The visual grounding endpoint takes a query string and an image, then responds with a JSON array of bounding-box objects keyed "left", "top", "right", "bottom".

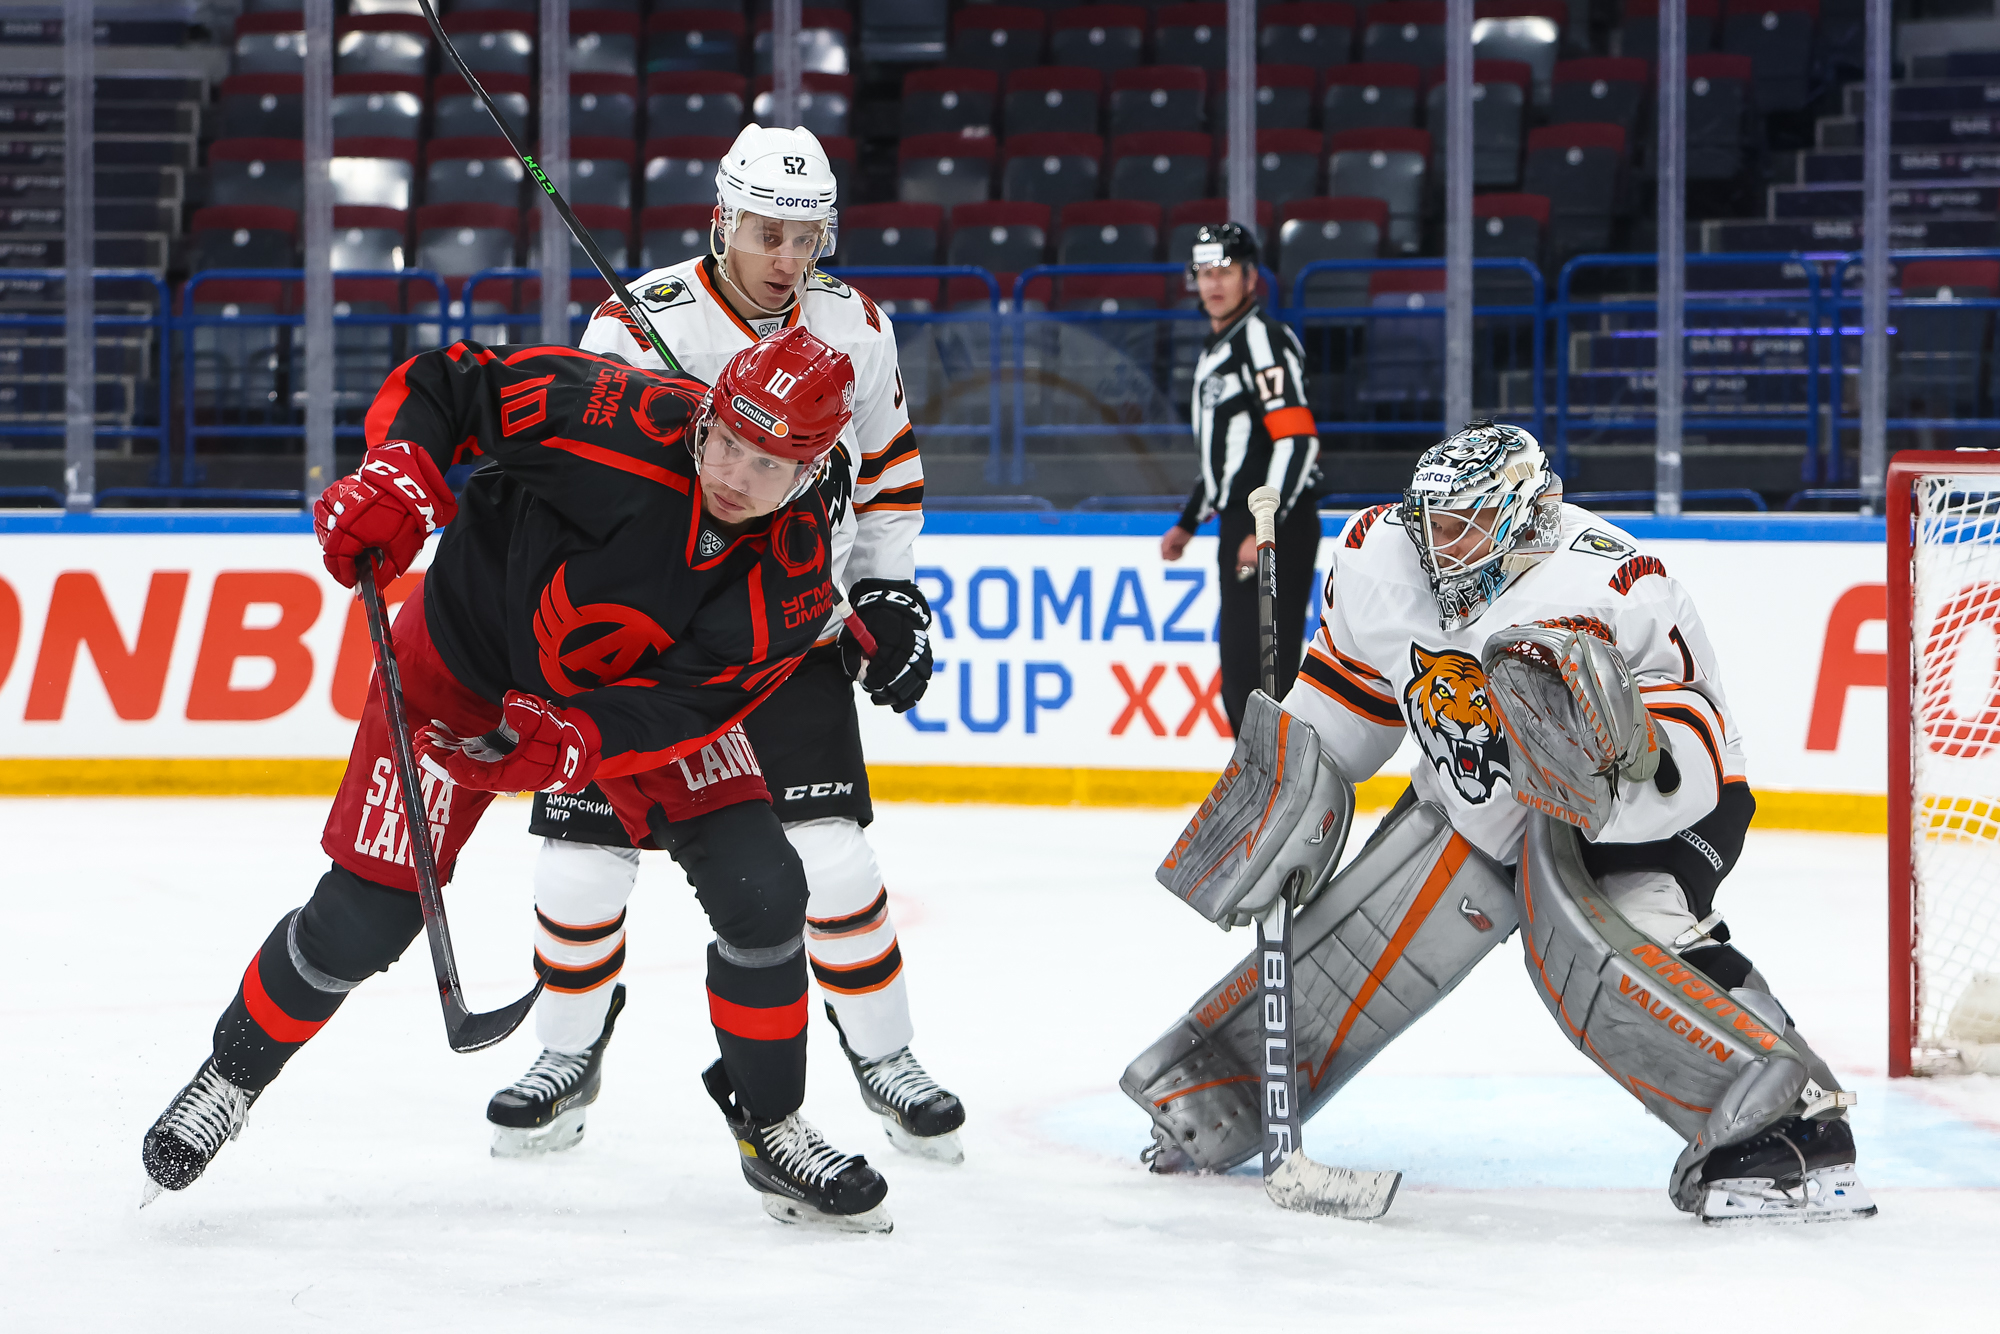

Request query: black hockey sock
[
  {"left": 1682, "top": 942, "right": 1756, "bottom": 991},
  {"left": 705, "top": 942, "right": 808, "bottom": 1122},
  {"left": 212, "top": 866, "right": 423, "bottom": 1092}
]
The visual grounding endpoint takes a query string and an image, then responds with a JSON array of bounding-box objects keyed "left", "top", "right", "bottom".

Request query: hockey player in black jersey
[
  {"left": 140, "top": 327, "right": 897, "bottom": 1231},
  {"left": 1159, "top": 222, "right": 1323, "bottom": 732}
]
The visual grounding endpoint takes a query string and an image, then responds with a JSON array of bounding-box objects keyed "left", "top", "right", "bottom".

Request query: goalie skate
[
  {"left": 703, "top": 1060, "right": 892, "bottom": 1234},
  {"left": 1699, "top": 1166, "right": 1877, "bottom": 1226},
  {"left": 140, "top": 1058, "right": 259, "bottom": 1206},
  {"left": 486, "top": 984, "right": 625, "bottom": 1158}
]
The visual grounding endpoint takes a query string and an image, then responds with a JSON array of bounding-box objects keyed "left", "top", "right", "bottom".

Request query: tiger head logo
[{"left": 1404, "top": 644, "right": 1510, "bottom": 804}]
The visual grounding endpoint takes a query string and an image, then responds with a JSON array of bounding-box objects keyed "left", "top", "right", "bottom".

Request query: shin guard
[
  {"left": 706, "top": 941, "right": 809, "bottom": 1121},
  {"left": 1123, "top": 799, "right": 1517, "bottom": 1173},
  {"left": 530, "top": 839, "right": 641, "bottom": 1053},
  {"left": 793, "top": 818, "right": 913, "bottom": 1061}
]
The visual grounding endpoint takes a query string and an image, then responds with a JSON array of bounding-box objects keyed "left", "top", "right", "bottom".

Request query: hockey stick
[
  {"left": 1245, "top": 486, "right": 1400, "bottom": 1219},
  {"left": 414, "top": 0, "right": 685, "bottom": 375},
  {"left": 357, "top": 550, "right": 546, "bottom": 1053}
]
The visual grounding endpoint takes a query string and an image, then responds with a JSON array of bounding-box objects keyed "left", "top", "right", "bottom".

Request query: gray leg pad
[{"left": 1122, "top": 799, "right": 1518, "bottom": 1173}]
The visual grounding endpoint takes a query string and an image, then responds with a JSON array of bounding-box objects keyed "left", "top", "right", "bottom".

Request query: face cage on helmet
[
  {"left": 690, "top": 392, "right": 831, "bottom": 509},
  {"left": 709, "top": 205, "right": 838, "bottom": 317},
  {"left": 1401, "top": 490, "right": 1547, "bottom": 631}
]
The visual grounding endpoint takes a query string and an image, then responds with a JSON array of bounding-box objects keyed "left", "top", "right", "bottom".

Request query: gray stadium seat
[
  {"left": 753, "top": 73, "right": 854, "bottom": 139},
  {"left": 755, "top": 8, "right": 853, "bottom": 77},
  {"left": 1058, "top": 199, "right": 1162, "bottom": 264},
  {"left": 335, "top": 16, "right": 431, "bottom": 78},
  {"left": 640, "top": 204, "right": 714, "bottom": 270},
  {"left": 1425, "top": 60, "right": 1530, "bottom": 188},
  {"left": 645, "top": 72, "right": 745, "bottom": 140},
  {"left": 1279, "top": 196, "right": 1386, "bottom": 310},
  {"left": 947, "top": 201, "right": 1050, "bottom": 281},
  {"left": 1327, "top": 127, "right": 1430, "bottom": 254},
  {"left": 189, "top": 205, "right": 297, "bottom": 272},
  {"left": 1323, "top": 62, "right": 1421, "bottom": 133},
  {"left": 434, "top": 72, "right": 531, "bottom": 141},
  {"left": 570, "top": 10, "right": 640, "bottom": 77},
  {"left": 862, "top": 0, "right": 951, "bottom": 65},
  {"left": 642, "top": 135, "right": 733, "bottom": 208},
  {"left": 951, "top": 7, "right": 1048, "bottom": 76},
  {"left": 569, "top": 137, "right": 635, "bottom": 210},
  {"left": 1214, "top": 64, "right": 1317, "bottom": 133},
  {"left": 1687, "top": 54, "right": 1756, "bottom": 182},
  {"left": 1471, "top": 192, "right": 1548, "bottom": 302},
  {"left": 571, "top": 73, "right": 640, "bottom": 139},
  {"left": 1472, "top": 1, "right": 1565, "bottom": 105},
  {"left": 1259, "top": 4, "right": 1356, "bottom": 71},
  {"left": 331, "top": 137, "right": 418, "bottom": 210},
  {"left": 426, "top": 136, "right": 528, "bottom": 208},
  {"left": 530, "top": 204, "right": 632, "bottom": 272},
  {"left": 1362, "top": 267, "right": 1445, "bottom": 404},
  {"left": 1051, "top": 6, "right": 1148, "bottom": 77},
  {"left": 1003, "top": 131, "right": 1104, "bottom": 211},
  {"left": 442, "top": 12, "right": 535, "bottom": 77},
  {"left": 1520, "top": 122, "right": 1625, "bottom": 262},
  {"left": 330, "top": 206, "right": 408, "bottom": 273},
  {"left": 1549, "top": 58, "right": 1648, "bottom": 141},
  {"left": 330, "top": 75, "right": 424, "bottom": 140},
  {"left": 1108, "top": 131, "right": 1212, "bottom": 210},
  {"left": 233, "top": 14, "right": 306, "bottom": 76},
  {"left": 209, "top": 138, "right": 305, "bottom": 210},
  {"left": 1363, "top": 3, "right": 1446, "bottom": 72},
  {"left": 902, "top": 67, "right": 998, "bottom": 138},
  {"left": 1721, "top": 0, "right": 1818, "bottom": 112},
  {"left": 1895, "top": 258, "right": 1999, "bottom": 419},
  {"left": 1005, "top": 66, "right": 1103, "bottom": 137},
  {"left": 415, "top": 203, "right": 521, "bottom": 280},
  {"left": 1619, "top": 0, "right": 1717, "bottom": 62},
  {"left": 1156, "top": 4, "right": 1229, "bottom": 71},
  {"left": 838, "top": 202, "right": 946, "bottom": 266},
  {"left": 219, "top": 74, "right": 302, "bottom": 140},
  {"left": 1241, "top": 128, "right": 1324, "bottom": 204},
  {"left": 898, "top": 131, "right": 997, "bottom": 209},
  {"left": 1110, "top": 65, "right": 1207, "bottom": 137},
  {"left": 646, "top": 10, "right": 746, "bottom": 76}
]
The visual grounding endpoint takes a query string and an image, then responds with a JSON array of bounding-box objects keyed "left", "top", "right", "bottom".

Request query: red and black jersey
[{"left": 365, "top": 340, "right": 835, "bottom": 777}]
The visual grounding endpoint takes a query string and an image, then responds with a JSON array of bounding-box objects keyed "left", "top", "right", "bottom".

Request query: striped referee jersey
[{"left": 1177, "top": 304, "right": 1320, "bottom": 531}]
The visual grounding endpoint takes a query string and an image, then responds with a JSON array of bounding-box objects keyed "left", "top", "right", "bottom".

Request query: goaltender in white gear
[
  {"left": 502, "top": 124, "right": 952, "bottom": 1159},
  {"left": 1131, "top": 422, "right": 1875, "bottom": 1225}
]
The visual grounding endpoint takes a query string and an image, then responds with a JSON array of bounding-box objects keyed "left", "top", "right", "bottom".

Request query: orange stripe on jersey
[
  {"left": 1647, "top": 702, "right": 1724, "bottom": 789},
  {"left": 540, "top": 436, "right": 689, "bottom": 491},
  {"left": 1298, "top": 651, "right": 1403, "bottom": 726},
  {"left": 1264, "top": 405, "right": 1316, "bottom": 440}
]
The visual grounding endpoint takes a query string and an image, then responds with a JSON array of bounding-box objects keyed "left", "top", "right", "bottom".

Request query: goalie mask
[
  {"left": 691, "top": 325, "right": 855, "bottom": 507},
  {"left": 1401, "top": 421, "right": 1563, "bottom": 631},
  {"left": 711, "top": 124, "right": 839, "bottom": 317}
]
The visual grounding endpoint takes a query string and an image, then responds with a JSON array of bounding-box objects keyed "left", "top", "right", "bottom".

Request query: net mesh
[{"left": 1909, "top": 472, "right": 2000, "bottom": 1072}]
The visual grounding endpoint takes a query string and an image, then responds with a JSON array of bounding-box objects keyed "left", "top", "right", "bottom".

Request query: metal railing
[{"left": 8, "top": 251, "right": 2000, "bottom": 509}]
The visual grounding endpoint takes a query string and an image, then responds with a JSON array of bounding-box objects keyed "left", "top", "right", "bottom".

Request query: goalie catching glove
[
  {"left": 312, "top": 441, "right": 457, "bottom": 589},
  {"left": 1481, "top": 619, "right": 1662, "bottom": 839},
  {"left": 839, "top": 578, "right": 934, "bottom": 713},
  {"left": 419, "top": 692, "right": 601, "bottom": 794}
]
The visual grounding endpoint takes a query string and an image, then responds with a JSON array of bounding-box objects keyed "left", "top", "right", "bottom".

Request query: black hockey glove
[{"left": 839, "top": 578, "right": 933, "bottom": 713}]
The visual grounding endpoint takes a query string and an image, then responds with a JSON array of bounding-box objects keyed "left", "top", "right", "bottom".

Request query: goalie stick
[
  {"left": 358, "top": 550, "right": 546, "bottom": 1052},
  {"left": 1245, "top": 486, "right": 1401, "bottom": 1219},
  {"left": 406, "top": 3, "right": 881, "bottom": 663}
]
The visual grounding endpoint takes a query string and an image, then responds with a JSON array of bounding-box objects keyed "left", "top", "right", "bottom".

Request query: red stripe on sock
[
  {"left": 241, "top": 949, "right": 329, "bottom": 1045},
  {"left": 706, "top": 988, "right": 808, "bottom": 1041}
]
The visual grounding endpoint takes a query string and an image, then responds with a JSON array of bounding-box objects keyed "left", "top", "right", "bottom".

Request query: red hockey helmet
[{"left": 705, "top": 325, "right": 856, "bottom": 463}]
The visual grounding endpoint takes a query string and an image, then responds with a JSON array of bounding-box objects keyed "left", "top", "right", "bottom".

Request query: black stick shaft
[
  {"left": 415, "top": 0, "right": 684, "bottom": 374},
  {"left": 356, "top": 553, "right": 463, "bottom": 1010}
]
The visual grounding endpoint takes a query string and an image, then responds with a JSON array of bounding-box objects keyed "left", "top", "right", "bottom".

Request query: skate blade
[
  {"left": 760, "top": 1194, "right": 894, "bottom": 1234},
  {"left": 1699, "top": 1168, "right": 1878, "bottom": 1227},
  {"left": 1265, "top": 1154, "right": 1401, "bottom": 1221},
  {"left": 881, "top": 1116, "right": 964, "bottom": 1165},
  {"left": 139, "top": 1176, "right": 164, "bottom": 1209},
  {"left": 489, "top": 1106, "right": 587, "bottom": 1159}
]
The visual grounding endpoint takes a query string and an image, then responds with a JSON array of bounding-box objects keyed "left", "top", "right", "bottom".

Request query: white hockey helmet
[
  {"left": 713, "top": 123, "right": 838, "bottom": 257},
  {"left": 1400, "top": 420, "right": 1564, "bottom": 630}
]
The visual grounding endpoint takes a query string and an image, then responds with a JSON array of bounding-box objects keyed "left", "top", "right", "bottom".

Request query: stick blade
[
  {"left": 1265, "top": 1153, "right": 1401, "bottom": 1220},
  {"left": 443, "top": 975, "right": 547, "bottom": 1054}
]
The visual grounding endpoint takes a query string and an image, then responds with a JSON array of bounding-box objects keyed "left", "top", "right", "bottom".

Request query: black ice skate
[
  {"left": 486, "top": 984, "right": 626, "bottom": 1157},
  {"left": 140, "top": 1058, "right": 260, "bottom": 1207},
  {"left": 1698, "top": 1116, "right": 1877, "bottom": 1226},
  {"left": 702, "top": 1060, "right": 891, "bottom": 1233},
  {"left": 829, "top": 1003, "right": 965, "bottom": 1164}
]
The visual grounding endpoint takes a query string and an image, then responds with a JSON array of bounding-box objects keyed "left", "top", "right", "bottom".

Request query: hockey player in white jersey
[
  {"left": 1130, "top": 422, "right": 1873, "bottom": 1225},
  {"left": 483, "top": 124, "right": 965, "bottom": 1171}
]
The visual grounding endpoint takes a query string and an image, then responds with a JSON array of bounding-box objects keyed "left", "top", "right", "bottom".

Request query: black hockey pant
[
  {"left": 1216, "top": 500, "right": 1322, "bottom": 733},
  {"left": 212, "top": 801, "right": 812, "bottom": 1120}
]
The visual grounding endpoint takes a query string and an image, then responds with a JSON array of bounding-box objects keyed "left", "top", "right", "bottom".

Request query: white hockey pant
[{"left": 530, "top": 818, "right": 914, "bottom": 1060}]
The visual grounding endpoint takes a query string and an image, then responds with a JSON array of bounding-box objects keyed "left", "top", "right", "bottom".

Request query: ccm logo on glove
[
  {"left": 312, "top": 441, "right": 458, "bottom": 589},
  {"left": 839, "top": 578, "right": 935, "bottom": 714},
  {"left": 418, "top": 691, "right": 602, "bottom": 794}
]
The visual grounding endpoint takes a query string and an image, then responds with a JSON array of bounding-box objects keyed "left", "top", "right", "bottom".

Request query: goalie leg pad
[
  {"left": 1156, "top": 691, "right": 1355, "bottom": 926},
  {"left": 1124, "top": 798, "right": 1517, "bottom": 1173},
  {"left": 1516, "top": 816, "right": 1828, "bottom": 1212}
]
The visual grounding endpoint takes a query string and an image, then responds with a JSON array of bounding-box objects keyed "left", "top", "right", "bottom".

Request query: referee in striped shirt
[{"left": 1160, "top": 222, "right": 1322, "bottom": 732}]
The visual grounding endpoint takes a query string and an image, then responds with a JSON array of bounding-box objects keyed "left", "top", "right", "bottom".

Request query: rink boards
[{"left": 0, "top": 510, "right": 1891, "bottom": 828}]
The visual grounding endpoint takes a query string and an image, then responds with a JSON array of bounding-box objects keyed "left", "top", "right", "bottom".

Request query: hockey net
[{"left": 1890, "top": 453, "right": 2000, "bottom": 1076}]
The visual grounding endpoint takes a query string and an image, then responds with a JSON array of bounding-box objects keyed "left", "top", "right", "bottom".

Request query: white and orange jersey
[
  {"left": 577, "top": 256, "right": 923, "bottom": 638},
  {"left": 1286, "top": 502, "right": 1746, "bottom": 864}
]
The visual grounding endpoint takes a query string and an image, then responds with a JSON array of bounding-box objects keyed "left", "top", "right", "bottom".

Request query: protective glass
[
  {"left": 694, "top": 413, "right": 819, "bottom": 507},
  {"left": 723, "top": 210, "right": 837, "bottom": 263}
]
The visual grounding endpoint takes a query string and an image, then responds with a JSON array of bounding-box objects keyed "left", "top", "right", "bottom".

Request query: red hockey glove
[
  {"left": 418, "top": 692, "right": 602, "bottom": 794},
  {"left": 313, "top": 441, "right": 457, "bottom": 589}
]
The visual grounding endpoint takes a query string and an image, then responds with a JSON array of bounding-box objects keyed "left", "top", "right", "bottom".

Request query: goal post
[{"left": 1888, "top": 451, "right": 2000, "bottom": 1078}]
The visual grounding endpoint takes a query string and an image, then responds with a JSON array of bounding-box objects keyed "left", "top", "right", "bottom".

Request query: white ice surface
[{"left": 4, "top": 798, "right": 1999, "bottom": 1331}]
